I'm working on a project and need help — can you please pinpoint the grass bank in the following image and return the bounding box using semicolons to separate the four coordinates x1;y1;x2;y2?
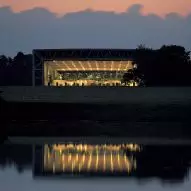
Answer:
1;99;191;138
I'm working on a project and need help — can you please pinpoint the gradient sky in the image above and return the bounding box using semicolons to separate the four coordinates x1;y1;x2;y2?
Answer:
0;1;191;56
0;0;191;17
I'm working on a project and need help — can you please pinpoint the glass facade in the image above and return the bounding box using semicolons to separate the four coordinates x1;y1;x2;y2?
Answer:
44;60;135;86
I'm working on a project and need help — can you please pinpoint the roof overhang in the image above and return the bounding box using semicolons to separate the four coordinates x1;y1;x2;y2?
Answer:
33;49;136;61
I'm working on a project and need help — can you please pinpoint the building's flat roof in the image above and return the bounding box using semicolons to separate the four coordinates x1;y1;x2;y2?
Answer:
33;48;136;52
33;49;136;61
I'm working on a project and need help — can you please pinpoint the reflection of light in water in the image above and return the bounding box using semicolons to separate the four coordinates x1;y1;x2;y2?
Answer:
96;151;99;171
103;151;106;172
78;154;85;172
68;153;71;163
111;153;114;172
134;159;137;170
76;153;79;161
88;152;92;171
44;143;140;175
117;153;121;171
62;154;65;172
51;143;140;152
53;161;55;173
124;155;130;173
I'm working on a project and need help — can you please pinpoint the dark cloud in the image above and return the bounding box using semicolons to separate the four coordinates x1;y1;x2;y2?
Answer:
0;4;190;56
127;4;144;15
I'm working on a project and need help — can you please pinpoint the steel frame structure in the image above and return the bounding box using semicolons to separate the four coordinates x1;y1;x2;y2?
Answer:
32;49;136;86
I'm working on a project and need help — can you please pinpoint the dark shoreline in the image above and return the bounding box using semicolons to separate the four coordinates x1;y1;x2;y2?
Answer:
1;96;191;139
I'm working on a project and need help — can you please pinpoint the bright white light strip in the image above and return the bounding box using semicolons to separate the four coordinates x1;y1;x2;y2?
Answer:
62;61;71;71
96;61;99;71
71;61;78;71
125;61;131;71
58;61;63;70
51;61;133;72
118;61;122;71
88;61;92;71
104;61;106;71
111;61;114;71
79;61;85;71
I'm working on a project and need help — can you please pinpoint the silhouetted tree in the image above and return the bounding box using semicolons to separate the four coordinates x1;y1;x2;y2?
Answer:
122;68;144;86
135;44;191;86
0;55;9;85
0;52;32;86
0;55;8;66
156;45;191;86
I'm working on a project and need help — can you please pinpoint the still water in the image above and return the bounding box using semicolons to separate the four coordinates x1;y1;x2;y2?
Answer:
0;142;191;191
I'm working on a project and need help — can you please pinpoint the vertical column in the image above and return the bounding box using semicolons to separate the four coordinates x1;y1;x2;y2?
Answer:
42;59;45;86
44;61;46;86
32;50;35;86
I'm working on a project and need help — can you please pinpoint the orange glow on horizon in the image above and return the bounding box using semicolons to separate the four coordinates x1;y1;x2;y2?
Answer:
0;0;191;17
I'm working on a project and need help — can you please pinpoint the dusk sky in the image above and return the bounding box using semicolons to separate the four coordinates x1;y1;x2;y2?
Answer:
0;0;191;56
1;0;191;16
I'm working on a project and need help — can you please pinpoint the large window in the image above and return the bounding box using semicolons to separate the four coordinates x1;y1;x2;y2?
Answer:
44;60;134;86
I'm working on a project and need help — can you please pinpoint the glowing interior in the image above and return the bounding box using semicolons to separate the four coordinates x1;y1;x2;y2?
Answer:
44;60;136;86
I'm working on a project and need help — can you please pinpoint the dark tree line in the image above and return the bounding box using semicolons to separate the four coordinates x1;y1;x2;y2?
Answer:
0;45;190;86
124;44;191;86
0;52;32;86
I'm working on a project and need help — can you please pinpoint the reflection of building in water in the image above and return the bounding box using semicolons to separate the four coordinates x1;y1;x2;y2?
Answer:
1;144;190;181
43;144;140;175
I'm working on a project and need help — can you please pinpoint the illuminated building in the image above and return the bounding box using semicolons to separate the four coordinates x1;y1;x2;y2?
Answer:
32;49;137;86
41;143;140;175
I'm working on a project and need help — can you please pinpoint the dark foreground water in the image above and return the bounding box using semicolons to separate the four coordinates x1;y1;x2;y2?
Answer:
1;142;191;191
